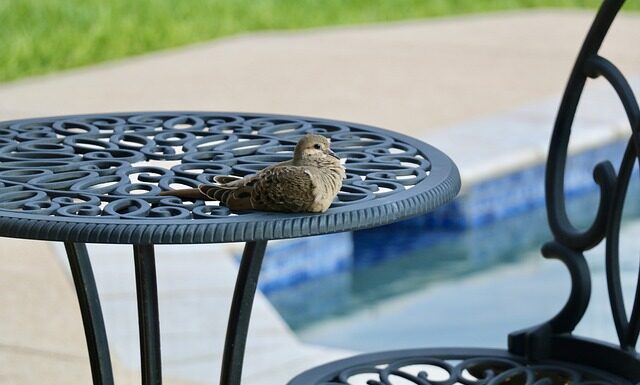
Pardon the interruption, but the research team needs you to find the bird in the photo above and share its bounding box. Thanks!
[159,134,345,213]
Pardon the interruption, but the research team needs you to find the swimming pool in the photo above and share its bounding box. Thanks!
[266,185,640,352]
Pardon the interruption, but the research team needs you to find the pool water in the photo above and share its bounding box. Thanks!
[265,186,640,352]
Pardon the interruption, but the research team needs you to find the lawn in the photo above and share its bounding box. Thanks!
[1,0,637,83]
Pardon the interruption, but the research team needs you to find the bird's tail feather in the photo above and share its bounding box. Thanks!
[159,180,254,210]
[214,175,243,185]
[200,184,253,210]
[158,188,205,200]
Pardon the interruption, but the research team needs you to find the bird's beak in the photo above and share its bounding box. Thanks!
[328,149,340,159]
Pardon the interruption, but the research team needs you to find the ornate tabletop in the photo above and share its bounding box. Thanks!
[0,111,460,244]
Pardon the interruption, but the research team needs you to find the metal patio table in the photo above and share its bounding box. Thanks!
[0,111,460,385]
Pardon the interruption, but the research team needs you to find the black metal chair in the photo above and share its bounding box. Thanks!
[288,0,640,383]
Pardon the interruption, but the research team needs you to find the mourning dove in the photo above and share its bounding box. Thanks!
[160,134,345,213]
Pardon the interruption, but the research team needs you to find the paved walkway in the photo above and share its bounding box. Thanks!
[0,10,638,385]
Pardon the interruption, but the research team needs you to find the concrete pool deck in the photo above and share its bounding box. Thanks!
[0,9,639,385]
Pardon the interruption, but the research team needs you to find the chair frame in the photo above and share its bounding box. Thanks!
[289,0,640,383]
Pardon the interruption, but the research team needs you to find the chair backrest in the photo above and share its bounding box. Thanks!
[509,0,640,380]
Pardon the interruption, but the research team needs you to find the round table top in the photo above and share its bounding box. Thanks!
[0,112,460,244]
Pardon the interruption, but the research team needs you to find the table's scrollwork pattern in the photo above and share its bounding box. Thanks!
[0,112,436,223]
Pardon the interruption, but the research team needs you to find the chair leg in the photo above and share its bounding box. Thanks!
[220,240,268,385]
[65,242,115,385]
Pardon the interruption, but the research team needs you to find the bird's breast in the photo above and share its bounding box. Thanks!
[310,166,344,212]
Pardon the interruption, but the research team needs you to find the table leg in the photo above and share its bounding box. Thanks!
[64,242,115,385]
[133,244,162,385]
[220,240,268,385]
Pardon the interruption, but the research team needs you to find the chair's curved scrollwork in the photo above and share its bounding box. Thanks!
[510,0,640,374]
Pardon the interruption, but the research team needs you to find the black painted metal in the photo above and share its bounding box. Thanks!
[134,244,162,385]
[65,242,115,385]
[288,0,640,384]
[509,0,640,371]
[0,112,460,244]
[1,112,459,385]
[220,240,268,385]
[65,239,272,385]
[289,348,631,384]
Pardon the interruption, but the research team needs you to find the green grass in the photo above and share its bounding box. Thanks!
[1,0,638,83]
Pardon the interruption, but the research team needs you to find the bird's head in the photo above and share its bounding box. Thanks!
[293,134,340,163]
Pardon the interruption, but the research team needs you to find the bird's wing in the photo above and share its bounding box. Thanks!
[212,158,295,187]
[197,161,312,212]
[250,165,316,212]
[255,159,295,174]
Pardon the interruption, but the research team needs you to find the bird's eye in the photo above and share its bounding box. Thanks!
[313,144,322,150]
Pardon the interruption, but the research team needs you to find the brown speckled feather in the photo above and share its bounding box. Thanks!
[251,166,316,212]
